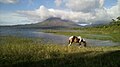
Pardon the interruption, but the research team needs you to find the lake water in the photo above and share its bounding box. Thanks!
[0,27,119,46]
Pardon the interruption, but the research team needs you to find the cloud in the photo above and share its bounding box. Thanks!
[0,0,34,5]
[55,0,62,7]
[0,0,119,25]
[0,0,18,4]
[106,0,120,19]
[28,0,34,6]
[99,0,104,8]
[0,12,32,25]
[18,6,52,22]
[64,0,101,12]
[18,5,96,23]
[17,0,119,24]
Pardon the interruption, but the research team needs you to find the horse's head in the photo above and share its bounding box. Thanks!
[77,36,82,42]
[81,38,87,47]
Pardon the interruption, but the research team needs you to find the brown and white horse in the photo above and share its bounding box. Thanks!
[68,36,86,47]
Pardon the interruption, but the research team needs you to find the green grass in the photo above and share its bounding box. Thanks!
[0,36,120,67]
[42,25,120,42]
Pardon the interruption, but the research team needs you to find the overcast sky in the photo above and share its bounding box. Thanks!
[0,0,120,25]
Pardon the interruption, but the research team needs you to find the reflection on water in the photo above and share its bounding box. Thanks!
[0,27,119,46]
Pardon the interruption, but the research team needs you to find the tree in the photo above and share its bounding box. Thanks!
[110,16,120,26]
[112,19,115,21]
[117,16,120,20]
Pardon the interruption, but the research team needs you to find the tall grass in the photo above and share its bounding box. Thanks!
[0,36,120,67]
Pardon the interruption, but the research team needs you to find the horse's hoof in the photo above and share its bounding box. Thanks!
[68,45,70,46]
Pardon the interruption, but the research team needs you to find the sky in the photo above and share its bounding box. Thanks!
[0,0,120,25]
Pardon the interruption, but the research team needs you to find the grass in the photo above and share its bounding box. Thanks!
[0,36,120,67]
[42,25,120,42]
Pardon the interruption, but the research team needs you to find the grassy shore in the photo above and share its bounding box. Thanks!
[42,25,120,42]
[0,36,120,67]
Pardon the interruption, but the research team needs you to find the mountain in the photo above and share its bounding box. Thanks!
[36,17,79,27]
[3,17,80,29]
[18,17,80,29]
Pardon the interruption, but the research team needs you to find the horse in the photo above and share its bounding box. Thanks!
[68,36,86,47]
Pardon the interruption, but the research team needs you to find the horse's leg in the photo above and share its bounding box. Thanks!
[79,42,81,45]
[78,42,82,48]
[68,41,73,46]
[68,40,72,46]
[83,41,87,47]
[68,42,72,46]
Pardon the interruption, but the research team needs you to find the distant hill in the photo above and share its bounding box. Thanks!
[16,17,80,29]
[36,17,79,27]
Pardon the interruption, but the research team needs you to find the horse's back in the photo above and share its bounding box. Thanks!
[69,36,74,40]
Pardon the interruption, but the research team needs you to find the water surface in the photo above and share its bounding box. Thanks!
[0,27,119,46]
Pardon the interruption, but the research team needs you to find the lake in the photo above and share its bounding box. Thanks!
[0,27,119,46]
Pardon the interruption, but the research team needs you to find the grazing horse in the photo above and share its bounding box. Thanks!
[68,36,86,47]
